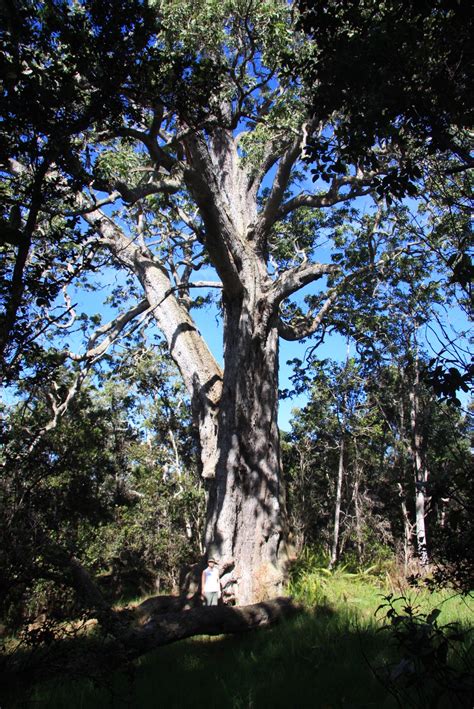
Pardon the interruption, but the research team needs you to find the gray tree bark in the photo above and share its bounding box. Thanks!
[329,435,345,570]
[205,297,286,604]
[2,598,300,697]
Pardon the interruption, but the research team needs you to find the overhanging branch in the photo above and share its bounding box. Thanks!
[68,299,151,363]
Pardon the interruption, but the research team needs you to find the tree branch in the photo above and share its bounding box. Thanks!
[269,261,339,307]
[2,598,300,695]
[277,288,340,341]
[94,177,182,205]
[68,299,151,363]
[82,204,223,479]
[0,160,51,365]
[276,176,373,222]
[120,597,300,659]
[253,133,305,242]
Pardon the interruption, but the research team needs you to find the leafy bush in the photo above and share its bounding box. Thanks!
[376,594,474,708]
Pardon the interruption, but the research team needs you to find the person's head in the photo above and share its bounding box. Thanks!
[208,558,218,567]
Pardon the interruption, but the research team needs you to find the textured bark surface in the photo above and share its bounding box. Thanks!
[330,436,345,569]
[409,358,429,565]
[123,596,299,656]
[181,127,291,604]
[205,299,286,604]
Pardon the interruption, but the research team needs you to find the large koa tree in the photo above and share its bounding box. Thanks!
[3,0,459,604]
[75,0,411,604]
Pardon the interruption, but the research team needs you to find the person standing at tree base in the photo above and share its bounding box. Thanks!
[201,558,221,606]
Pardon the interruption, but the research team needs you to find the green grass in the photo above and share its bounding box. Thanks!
[6,574,473,709]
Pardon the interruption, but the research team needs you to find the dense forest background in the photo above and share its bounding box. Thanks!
[1,338,471,628]
[0,0,472,704]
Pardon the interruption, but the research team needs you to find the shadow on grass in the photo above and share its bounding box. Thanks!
[2,604,402,709]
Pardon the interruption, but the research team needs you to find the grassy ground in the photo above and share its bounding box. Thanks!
[6,570,474,709]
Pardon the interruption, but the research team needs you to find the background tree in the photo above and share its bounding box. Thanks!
[0,0,166,378]
[283,354,471,576]
[283,356,393,568]
[295,0,473,397]
[296,0,473,192]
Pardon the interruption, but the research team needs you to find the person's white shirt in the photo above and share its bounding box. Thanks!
[202,565,220,592]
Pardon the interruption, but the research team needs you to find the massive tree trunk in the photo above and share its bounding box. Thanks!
[86,197,287,606]
[205,295,286,604]
[179,128,293,604]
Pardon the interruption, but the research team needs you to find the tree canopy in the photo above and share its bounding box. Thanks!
[296,0,473,195]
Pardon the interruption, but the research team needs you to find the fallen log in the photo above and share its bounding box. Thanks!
[1,597,301,700]
[121,596,299,660]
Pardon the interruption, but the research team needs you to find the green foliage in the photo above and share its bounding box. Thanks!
[1,0,160,156]
[295,0,473,197]
[150,0,300,126]
[94,141,147,187]
[376,594,474,707]
[0,347,203,629]
[0,0,217,377]
[20,582,392,708]
[87,466,204,596]
[284,346,471,578]
[268,206,325,270]
[157,0,293,63]
[18,579,472,709]
[288,545,393,610]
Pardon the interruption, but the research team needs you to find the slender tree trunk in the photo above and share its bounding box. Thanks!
[204,296,286,605]
[329,435,345,569]
[409,357,429,566]
[353,456,363,562]
[0,161,49,370]
[439,497,450,529]
[398,482,414,572]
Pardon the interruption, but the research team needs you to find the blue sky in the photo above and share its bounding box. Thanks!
[59,257,349,432]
